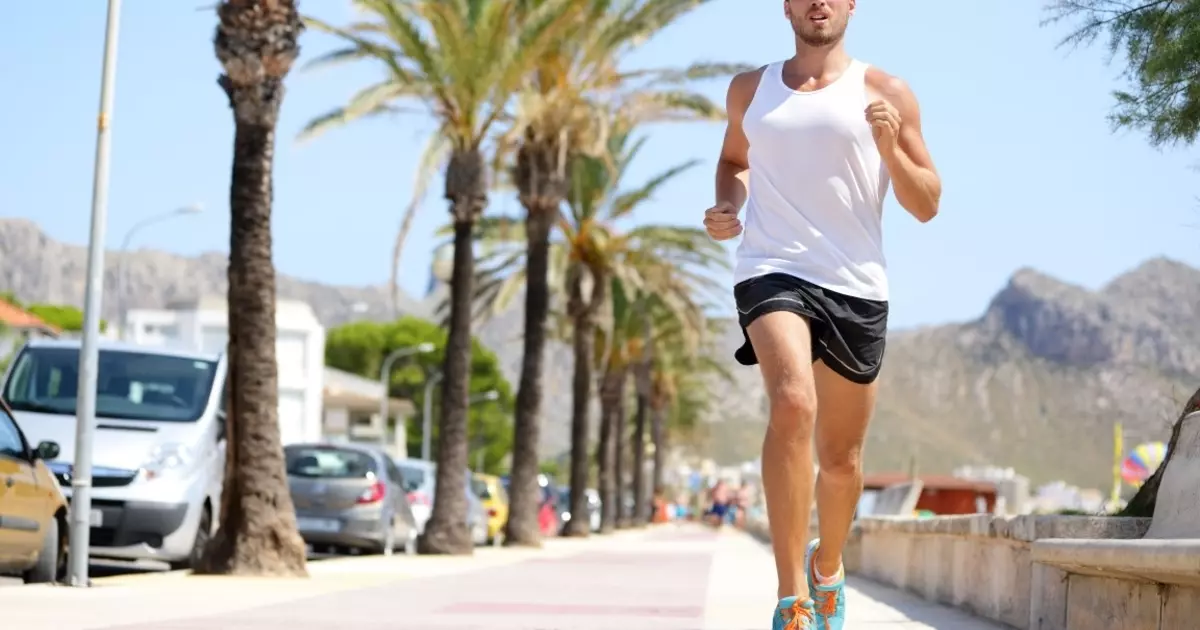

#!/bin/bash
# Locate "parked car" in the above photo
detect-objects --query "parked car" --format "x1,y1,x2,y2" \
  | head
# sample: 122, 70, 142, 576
395, 458, 487, 545
465, 476, 488, 546
556, 486, 602, 533
538, 483, 561, 536
2, 339, 226, 570
470, 472, 509, 545
285, 443, 417, 555
395, 459, 434, 535
0, 395, 67, 583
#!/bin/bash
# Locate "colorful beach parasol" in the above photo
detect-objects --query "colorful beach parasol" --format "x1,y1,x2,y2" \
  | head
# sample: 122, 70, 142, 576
1121, 441, 1167, 488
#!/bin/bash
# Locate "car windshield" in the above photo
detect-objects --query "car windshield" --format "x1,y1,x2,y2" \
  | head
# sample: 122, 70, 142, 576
470, 477, 490, 499
285, 446, 378, 479
3, 346, 219, 423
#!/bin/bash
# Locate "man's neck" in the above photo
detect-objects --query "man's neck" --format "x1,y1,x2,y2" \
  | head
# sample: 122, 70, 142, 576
787, 41, 851, 80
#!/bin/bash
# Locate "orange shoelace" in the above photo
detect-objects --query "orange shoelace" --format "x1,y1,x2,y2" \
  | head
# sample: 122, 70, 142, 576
780, 599, 815, 629
813, 589, 839, 620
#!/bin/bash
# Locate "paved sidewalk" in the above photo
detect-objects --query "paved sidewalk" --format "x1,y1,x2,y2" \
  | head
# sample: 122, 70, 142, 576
0, 524, 1003, 629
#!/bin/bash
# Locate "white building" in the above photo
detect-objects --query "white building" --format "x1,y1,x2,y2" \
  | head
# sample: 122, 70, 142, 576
953, 465, 1033, 515
322, 365, 414, 459
124, 296, 326, 446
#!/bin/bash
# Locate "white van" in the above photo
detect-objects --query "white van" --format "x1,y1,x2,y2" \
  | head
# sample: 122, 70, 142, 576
1, 338, 227, 570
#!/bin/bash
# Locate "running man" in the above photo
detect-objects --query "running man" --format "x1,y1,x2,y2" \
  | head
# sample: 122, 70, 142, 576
703, 2, 940, 628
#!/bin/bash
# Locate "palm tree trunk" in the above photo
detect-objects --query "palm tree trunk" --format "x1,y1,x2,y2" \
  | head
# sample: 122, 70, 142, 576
597, 367, 621, 533
198, 0, 305, 577
196, 118, 306, 577
564, 264, 605, 537
565, 303, 594, 536
1122, 384, 1200, 517
504, 207, 554, 546
420, 149, 486, 555
613, 371, 628, 527
631, 364, 650, 526
651, 400, 666, 496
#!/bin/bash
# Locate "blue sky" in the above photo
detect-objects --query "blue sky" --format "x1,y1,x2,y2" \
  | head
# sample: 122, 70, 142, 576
2, 1, 1197, 330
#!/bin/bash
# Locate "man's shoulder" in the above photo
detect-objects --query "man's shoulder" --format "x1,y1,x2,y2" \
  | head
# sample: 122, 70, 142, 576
729, 65, 769, 96
863, 64, 915, 101
725, 65, 771, 116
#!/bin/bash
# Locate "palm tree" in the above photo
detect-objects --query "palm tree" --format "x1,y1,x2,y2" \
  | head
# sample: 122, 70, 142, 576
306, 0, 576, 554
625, 286, 719, 526
465, 125, 727, 536
646, 316, 731, 495
565, 131, 731, 536
498, 0, 741, 545
196, 0, 307, 577
594, 278, 668, 530
594, 279, 639, 532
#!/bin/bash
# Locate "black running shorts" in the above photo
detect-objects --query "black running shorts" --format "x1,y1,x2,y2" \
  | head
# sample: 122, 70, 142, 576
733, 272, 888, 385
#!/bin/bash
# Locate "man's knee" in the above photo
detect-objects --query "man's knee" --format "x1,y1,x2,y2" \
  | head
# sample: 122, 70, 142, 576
766, 378, 817, 440
818, 444, 864, 478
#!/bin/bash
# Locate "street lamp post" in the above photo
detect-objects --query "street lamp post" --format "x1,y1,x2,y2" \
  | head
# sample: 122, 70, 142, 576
379, 343, 434, 452
116, 203, 202, 340
69, 0, 122, 588
420, 378, 497, 463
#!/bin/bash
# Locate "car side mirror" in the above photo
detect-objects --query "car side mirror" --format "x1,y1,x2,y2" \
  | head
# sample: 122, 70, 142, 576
34, 441, 60, 461
216, 413, 227, 442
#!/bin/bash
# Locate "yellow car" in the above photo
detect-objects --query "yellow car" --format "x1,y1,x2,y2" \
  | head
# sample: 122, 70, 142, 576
0, 396, 68, 583
470, 473, 509, 545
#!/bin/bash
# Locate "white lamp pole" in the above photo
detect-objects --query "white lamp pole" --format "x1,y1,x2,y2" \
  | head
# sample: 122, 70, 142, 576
69, 0, 123, 588
379, 343, 434, 452
116, 203, 202, 340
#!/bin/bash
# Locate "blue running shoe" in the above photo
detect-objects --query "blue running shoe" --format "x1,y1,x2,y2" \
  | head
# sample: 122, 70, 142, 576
805, 539, 847, 630
772, 596, 816, 630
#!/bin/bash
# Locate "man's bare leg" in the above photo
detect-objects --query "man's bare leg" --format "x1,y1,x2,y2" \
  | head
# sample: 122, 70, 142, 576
747, 312, 818, 600
811, 360, 876, 578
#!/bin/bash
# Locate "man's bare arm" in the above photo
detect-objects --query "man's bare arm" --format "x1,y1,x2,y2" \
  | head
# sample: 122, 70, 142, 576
715, 68, 762, 209
705, 68, 764, 241
866, 69, 941, 223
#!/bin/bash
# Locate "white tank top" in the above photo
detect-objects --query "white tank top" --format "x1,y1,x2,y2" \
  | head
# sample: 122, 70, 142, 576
735, 59, 891, 301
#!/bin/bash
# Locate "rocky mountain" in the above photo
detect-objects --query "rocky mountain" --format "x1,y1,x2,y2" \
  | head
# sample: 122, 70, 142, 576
871, 258, 1200, 487
2, 217, 1197, 488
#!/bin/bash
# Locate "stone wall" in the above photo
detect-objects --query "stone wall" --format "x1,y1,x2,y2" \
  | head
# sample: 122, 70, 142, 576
743, 516, 862, 575
856, 515, 1151, 629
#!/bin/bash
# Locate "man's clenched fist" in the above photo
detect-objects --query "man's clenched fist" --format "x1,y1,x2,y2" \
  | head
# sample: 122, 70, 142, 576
866, 99, 901, 157
704, 201, 742, 241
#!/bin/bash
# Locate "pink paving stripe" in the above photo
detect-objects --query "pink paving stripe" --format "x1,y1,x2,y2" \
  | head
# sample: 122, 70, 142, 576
441, 602, 705, 618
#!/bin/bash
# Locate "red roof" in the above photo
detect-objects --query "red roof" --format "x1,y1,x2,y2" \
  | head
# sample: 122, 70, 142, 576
863, 472, 996, 494
0, 299, 58, 333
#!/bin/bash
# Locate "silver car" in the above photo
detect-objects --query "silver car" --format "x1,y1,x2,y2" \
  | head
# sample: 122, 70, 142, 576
394, 458, 487, 546
285, 443, 418, 555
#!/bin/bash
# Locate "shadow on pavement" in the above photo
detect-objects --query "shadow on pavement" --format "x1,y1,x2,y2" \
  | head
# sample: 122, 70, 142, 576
847, 576, 1004, 629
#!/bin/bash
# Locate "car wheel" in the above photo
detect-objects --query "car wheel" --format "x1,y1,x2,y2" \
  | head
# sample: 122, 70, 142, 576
23, 517, 60, 584
170, 505, 212, 571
